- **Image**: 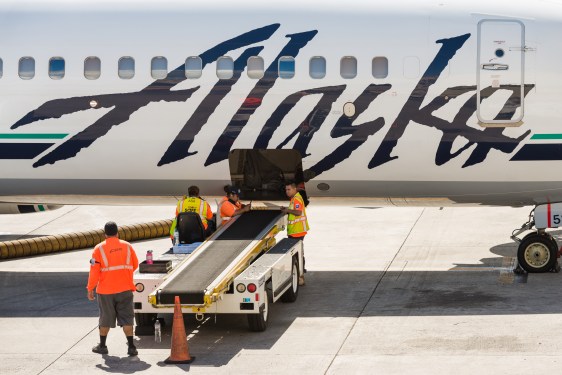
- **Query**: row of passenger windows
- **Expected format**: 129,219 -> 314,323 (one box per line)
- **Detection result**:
0,56 -> 391,80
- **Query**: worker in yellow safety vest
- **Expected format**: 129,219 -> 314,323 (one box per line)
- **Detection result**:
280,181 -> 309,285
170,185 -> 214,240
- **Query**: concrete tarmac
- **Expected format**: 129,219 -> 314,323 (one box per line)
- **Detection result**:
1,203 -> 561,374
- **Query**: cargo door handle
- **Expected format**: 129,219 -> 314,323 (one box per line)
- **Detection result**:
481,63 -> 509,70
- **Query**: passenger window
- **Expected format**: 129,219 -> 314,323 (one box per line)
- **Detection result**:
84,57 -> 101,80
0,58 -> 3,79
185,56 -> 202,79
151,56 -> 167,79
247,56 -> 264,79
217,56 -> 234,79
372,57 -> 388,79
49,57 -> 65,80
118,57 -> 135,79
278,56 -> 295,79
309,56 -> 326,79
340,57 -> 357,79
19,57 -> 35,80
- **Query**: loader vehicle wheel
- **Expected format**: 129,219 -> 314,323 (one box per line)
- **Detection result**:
280,256 -> 299,303
247,294 -> 269,332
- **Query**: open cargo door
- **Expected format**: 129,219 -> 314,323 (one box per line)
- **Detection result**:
228,149 -> 304,201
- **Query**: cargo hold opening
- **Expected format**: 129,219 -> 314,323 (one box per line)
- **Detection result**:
228,149 -> 304,201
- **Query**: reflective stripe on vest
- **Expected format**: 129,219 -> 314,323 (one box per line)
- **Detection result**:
288,216 -> 307,225
179,197 -> 207,224
99,244 -> 133,272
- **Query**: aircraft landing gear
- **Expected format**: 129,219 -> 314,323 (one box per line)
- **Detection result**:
511,208 -> 561,274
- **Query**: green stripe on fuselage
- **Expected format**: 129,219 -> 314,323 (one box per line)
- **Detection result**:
530,134 -> 562,140
0,134 -> 68,139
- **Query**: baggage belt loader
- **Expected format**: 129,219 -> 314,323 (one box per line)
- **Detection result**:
133,209 -> 304,332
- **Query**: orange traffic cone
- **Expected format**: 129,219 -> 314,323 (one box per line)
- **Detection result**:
164,296 -> 194,364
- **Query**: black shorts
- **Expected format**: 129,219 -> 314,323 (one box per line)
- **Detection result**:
97,290 -> 134,328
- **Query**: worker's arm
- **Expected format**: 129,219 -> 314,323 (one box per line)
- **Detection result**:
281,197 -> 303,216
228,205 -> 248,217
280,207 -> 302,216
234,203 -> 251,216
220,202 -> 232,219
131,247 -> 139,272
206,202 -> 213,219
170,200 -> 182,238
221,201 -> 249,218
86,247 -> 101,300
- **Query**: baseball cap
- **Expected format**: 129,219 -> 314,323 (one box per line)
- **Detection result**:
225,185 -> 241,195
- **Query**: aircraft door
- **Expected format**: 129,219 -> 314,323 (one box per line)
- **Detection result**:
477,20 -> 525,124
228,149 -> 304,201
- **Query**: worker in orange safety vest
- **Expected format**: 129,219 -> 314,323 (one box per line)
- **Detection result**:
219,185 -> 251,224
280,181 -> 309,285
170,185 -> 214,240
87,221 -> 139,356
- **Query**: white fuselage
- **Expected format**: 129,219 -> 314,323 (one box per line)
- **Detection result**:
1,0 -> 561,206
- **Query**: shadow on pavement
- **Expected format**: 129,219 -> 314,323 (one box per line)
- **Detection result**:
137,263 -> 562,367
4,239 -> 562,368
0,271 -> 97,318
95,354 -> 151,373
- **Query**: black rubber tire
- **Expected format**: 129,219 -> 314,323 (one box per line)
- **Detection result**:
521,232 -> 558,249
135,312 -> 157,326
517,234 -> 558,273
247,295 -> 269,332
280,257 -> 299,303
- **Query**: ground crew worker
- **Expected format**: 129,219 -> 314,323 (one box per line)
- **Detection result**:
87,221 -> 139,356
280,181 -> 309,285
170,185 -> 214,240
220,185 -> 250,223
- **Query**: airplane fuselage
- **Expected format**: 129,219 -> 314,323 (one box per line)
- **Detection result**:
1,0 -> 561,206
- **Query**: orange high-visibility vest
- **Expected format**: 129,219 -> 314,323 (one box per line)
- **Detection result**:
220,196 -> 241,223
87,237 -> 139,294
287,192 -> 309,237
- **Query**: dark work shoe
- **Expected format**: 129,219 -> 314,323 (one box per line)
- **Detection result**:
127,345 -> 138,356
92,344 -> 108,354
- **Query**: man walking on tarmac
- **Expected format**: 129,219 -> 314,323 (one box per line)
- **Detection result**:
170,185 -> 214,241
87,221 -> 139,356
280,181 -> 309,286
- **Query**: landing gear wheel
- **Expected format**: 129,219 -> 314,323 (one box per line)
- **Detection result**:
517,234 -> 558,273
280,257 -> 299,303
247,293 -> 269,332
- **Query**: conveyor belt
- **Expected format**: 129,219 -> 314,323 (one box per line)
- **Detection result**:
267,237 -> 301,254
157,210 -> 282,305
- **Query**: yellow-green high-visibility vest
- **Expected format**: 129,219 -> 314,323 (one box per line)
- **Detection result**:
170,197 -> 209,235
287,192 -> 309,237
